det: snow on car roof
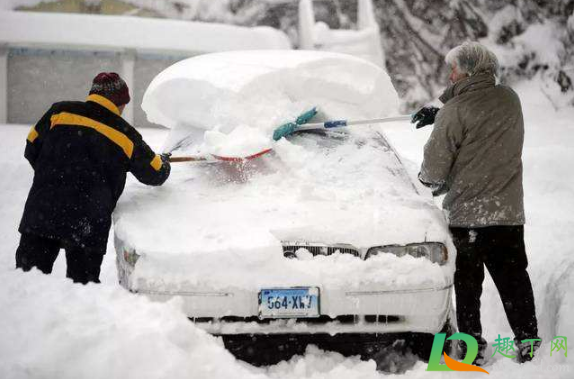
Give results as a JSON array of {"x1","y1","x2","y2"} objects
[{"x1": 141, "y1": 50, "x2": 400, "y2": 156}]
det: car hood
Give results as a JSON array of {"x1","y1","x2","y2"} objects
[
  {"x1": 114, "y1": 130, "x2": 453, "y2": 291},
  {"x1": 115, "y1": 130, "x2": 448, "y2": 255}
]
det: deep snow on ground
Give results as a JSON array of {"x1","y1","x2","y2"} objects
[{"x1": 0, "y1": 76, "x2": 573, "y2": 378}]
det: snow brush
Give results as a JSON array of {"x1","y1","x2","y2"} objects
[
  {"x1": 169, "y1": 108, "x2": 318, "y2": 163},
  {"x1": 273, "y1": 114, "x2": 412, "y2": 141},
  {"x1": 270, "y1": 107, "x2": 320, "y2": 141}
]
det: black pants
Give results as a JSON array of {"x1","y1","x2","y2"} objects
[
  {"x1": 450, "y1": 225, "x2": 539, "y2": 342},
  {"x1": 15, "y1": 233, "x2": 105, "y2": 284}
]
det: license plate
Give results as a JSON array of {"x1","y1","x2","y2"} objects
[{"x1": 258, "y1": 287, "x2": 320, "y2": 318}]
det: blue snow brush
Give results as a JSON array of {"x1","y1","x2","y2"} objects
[
  {"x1": 273, "y1": 112, "x2": 412, "y2": 140},
  {"x1": 273, "y1": 107, "x2": 318, "y2": 141}
]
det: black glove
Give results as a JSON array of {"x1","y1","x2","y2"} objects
[
  {"x1": 411, "y1": 106, "x2": 440, "y2": 129},
  {"x1": 160, "y1": 152, "x2": 172, "y2": 163}
]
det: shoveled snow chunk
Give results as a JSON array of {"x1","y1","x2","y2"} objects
[{"x1": 142, "y1": 50, "x2": 399, "y2": 156}]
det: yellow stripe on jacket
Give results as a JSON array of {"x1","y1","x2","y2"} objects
[
  {"x1": 27, "y1": 127, "x2": 39, "y2": 143},
  {"x1": 150, "y1": 155, "x2": 162, "y2": 171},
  {"x1": 50, "y1": 112, "x2": 134, "y2": 158}
]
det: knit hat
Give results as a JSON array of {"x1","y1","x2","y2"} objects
[{"x1": 89, "y1": 72, "x2": 130, "y2": 107}]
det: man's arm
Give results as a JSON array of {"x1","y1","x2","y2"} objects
[
  {"x1": 129, "y1": 135, "x2": 171, "y2": 186},
  {"x1": 24, "y1": 105, "x2": 55, "y2": 169},
  {"x1": 419, "y1": 108, "x2": 463, "y2": 196}
]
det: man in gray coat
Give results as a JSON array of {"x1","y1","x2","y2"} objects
[{"x1": 413, "y1": 42, "x2": 540, "y2": 364}]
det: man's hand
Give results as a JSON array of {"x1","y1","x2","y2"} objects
[
  {"x1": 160, "y1": 153, "x2": 172, "y2": 163},
  {"x1": 411, "y1": 106, "x2": 440, "y2": 129}
]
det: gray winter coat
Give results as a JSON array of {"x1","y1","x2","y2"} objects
[{"x1": 419, "y1": 73, "x2": 525, "y2": 227}]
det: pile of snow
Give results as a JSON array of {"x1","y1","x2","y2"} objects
[
  {"x1": 0, "y1": 269, "x2": 263, "y2": 379},
  {"x1": 142, "y1": 50, "x2": 399, "y2": 157}
]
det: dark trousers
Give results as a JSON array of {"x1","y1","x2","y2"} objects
[
  {"x1": 450, "y1": 225, "x2": 538, "y2": 342},
  {"x1": 15, "y1": 233, "x2": 105, "y2": 284}
]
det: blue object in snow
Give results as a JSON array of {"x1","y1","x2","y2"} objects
[{"x1": 273, "y1": 107, "x2": 319, "y2": 141}]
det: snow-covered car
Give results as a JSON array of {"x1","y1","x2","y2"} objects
[{"x1": 113, "y1": 51, "x2": 456, "y2": 364}]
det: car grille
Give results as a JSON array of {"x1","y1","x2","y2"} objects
[{"x1": 282, "y1": 243, "x2": 361, "y2": 258}]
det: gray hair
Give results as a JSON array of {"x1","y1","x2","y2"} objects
[{"x1": 445, "y1": 42, "x2": 499, "y2": 76}]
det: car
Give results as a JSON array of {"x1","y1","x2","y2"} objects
[{"x1": 113, "y1": 50, "x2": 456, "y2": 366}]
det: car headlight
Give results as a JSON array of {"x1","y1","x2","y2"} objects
[{"x1": 366, "y1": 243, "x2": 448, "y2": 265}]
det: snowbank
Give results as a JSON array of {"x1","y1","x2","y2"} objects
[
  {"x1": 142, "y1": 50, "x2": 399, "y2": 156},
  {"x1": 0, "y1": 10, "x2": 290, "y2": 55},
  {"x1": 0, "y1": 269, "x2": 264, "y2": 379}
]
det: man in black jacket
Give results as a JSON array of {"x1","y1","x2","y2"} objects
[{"x1": 16, "y1": 72, "x2": 171, "y2": 284}]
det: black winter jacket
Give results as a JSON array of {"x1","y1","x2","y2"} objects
[{"x1": 19, "y1": 94, "x2": 170, "y2": 251}]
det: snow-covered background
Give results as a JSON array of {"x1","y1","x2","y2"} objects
[
  {"x1": 8, "y1": 0, "x2": 572, "y2": 109},
  {"x1": 1, "y1": 0, "x2": 574, "y2": 378},
  {"x1": 1, "y1": 77, "x2": 573, "y2": 378}
]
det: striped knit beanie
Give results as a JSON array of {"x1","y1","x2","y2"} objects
[{"x1": 89, "y1": 72, "x2": 130, "y2": 107}]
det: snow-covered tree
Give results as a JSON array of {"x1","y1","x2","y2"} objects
[{"x1": 8, "y1": 0, "x2": 573, "y2": 108}]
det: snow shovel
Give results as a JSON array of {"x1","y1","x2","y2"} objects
[
  {"x1": 169, "y1": 108, "x2": 319, "y2": 163},
  {"x1": 168, "y1": 148, "x2": 272, "y2": 163},
  {"x1": 273, "y1": 114, "x2": 412, "y2": 141}
]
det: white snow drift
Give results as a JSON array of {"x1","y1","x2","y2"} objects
[{"x1": 142, "y1": 50, "x2": 399, "y2": 156}]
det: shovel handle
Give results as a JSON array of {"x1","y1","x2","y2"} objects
[
  {"x1": 296, "y1": 115, "x2": 412, "y2": 131},
  {"x1": 169, "y1": 156, "x2": 208, "y2": 163},
  {"x1": 169, "y1": 148, "x2": 272, "y2": 163}
]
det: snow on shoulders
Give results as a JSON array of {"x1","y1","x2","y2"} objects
[{"x1": 141, "y1": 50, "x2": 400, "y2": 156}]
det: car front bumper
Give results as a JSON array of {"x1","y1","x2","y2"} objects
[{"x1": 134, "y1": 284, "x2": 453, "y2": 336}]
